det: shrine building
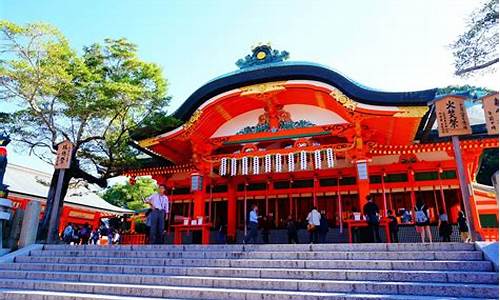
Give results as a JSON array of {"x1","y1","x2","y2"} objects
[{"x1": 126, "y1": 45, "x2": 499, "y2": 242}]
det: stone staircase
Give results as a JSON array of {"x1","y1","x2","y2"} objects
[{"x1": 0, "y1": 243, "x2": 497, "y2": 299}]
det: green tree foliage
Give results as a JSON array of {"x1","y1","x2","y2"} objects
[
  {"x1": 0, "y1": 21, "x2": 172, "y2": 239},
  {"x1": 102, "y1": 177, "x2": 157, "y2": 211},
  {"x1": 452, "y1": 0, "x2": 498, "y2": 76}
]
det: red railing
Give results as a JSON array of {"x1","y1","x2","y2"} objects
[
  {"x1": 121, "y1": 233, "x2": 147, "y2": 245},
  {"x1": 480, "y1": 227, "x2": 499, "y2": 242}
]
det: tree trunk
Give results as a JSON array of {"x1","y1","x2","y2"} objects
[{"x1": 37, "y1": 167, "x2": 73, "y2": 242}]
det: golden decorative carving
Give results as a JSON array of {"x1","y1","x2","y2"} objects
[
  {"x1": 138, "y1": 137, "x2": 159, "y2": 148},
  {"x1": 315, "y1": 91, "x2": 326, "y2": 108},
  {"x1": 214, "y1": 105, "x2": 232, "y2": 121},
  {"x1": 330, "y1": 89, "x2": 357, "y2": 111},
  {"x1": 393, "y1": 106, "x2": 429, "y2": 118},
  {"x1": 183, "y1": 109, "x2": 203, "y2": 130},
  {"x1": 240, "y1": 81, "x2": 286, "y2": 96}
]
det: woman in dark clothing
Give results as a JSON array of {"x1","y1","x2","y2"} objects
[
  {"x1": 286, "y1": 216, "x2": 299, "y2": 244},
  {"x1": 438, "y1": 209, "x2": 452, "y2": 242},
  {"x1": 458, "y1": 211, "x2": 470, "y2": 242},
  {"x1": 318, "y1": 213, "x2": 329, "y2": 243},
  {"x1": 387, "y1": 210, "x2": 399, "y2": 243},
  {"x1": 261, "y1": 216, "x2": 271, "y2": 244}
]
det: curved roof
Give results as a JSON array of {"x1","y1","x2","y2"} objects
[
  {"x1": 173, "y1": 61, "x2": 437, "y2": 121},
  {"x1": 4, "y1": 163, "x2": 132, "y2": 214}
]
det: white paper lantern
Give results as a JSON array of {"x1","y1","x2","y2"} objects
[
  {"x1": 264, "y1": 154, "x2": 272, "y2": 173},
  {"x1": 220, "y1": 158, "x2": 227, "y2": 176},
  {"x1": 230, "y1": 158, "x2": 237, "y2": 176},
  {"x1": 326, "y1": 148, "x2": 335, "y2": 168},
  {"x1": 314, "y1": 150, "x2": 322, "y2": 169},
  {"x1": 288, "y1": 153, "x2": 295, "y2": 172},
  {"x1": 300, "y1": 151, "x2": 307, "y2": 170},
  {"x1": 275, "y1": 153, "x2": 282, "y2": 172},
  {"x1": 253, "y1": 156, "x2": 260, "y2": 175},
  {"x1": 242, "y1": 156, "x2": 249, "y2": 175}
]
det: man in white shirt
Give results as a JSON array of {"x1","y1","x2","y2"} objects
[
  {"x1": 243, "y1": 204, "x2": 259, "y2": 244},
  {"x1": 306, "y1": 207, "x2": 321, "y2": 244},
  {"x1": 144, "y1": 184, "x2": 169, "y2": 244}
]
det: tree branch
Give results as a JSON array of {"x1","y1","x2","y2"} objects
[
  {"x1": 71, "y1": 164, "x2": 108, "y2": 188},
  {"x1": 455, "y1": 57, "x2": 499, "y2": 75}
]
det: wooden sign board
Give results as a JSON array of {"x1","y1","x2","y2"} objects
[
  {"x1": 482, "y1": 92, "x2": 499, "y2": 135},
  {"x1": 55, "y1": 140, "x2": 73, "y2": 169},
  {"x1": 435, "y1": 96, "x2": 472, "y2": 137}
]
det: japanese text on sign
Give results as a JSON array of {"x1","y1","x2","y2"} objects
[
  {"x1": 55, "y1": 140, "x2": 73, "y2": 169},
  {"x1": 482, "y1": 92, "x2": 499, "y2": 135},
  {"x1": 435, "y1": 97, "x2": 471, "y2": 137}
]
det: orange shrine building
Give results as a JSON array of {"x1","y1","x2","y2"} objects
[{"x1": 126, "y1": 45, "x2": 498, "y2": 242}]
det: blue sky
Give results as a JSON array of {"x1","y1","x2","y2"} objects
[{"x1": 0, "y1": 0, "x2": 496, "y2": 174}]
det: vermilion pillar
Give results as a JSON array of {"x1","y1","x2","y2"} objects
[
  {"x1": 356, "y1": 161, "x2": 370, "y2": 210},
  {"x1": 227, "y1": 181, "x2": 237, "y2": 241},
  {"x1": 192, "y1": 174, "x2": 207, "y2": 219}
]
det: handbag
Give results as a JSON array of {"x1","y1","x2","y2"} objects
[{"x1": 307, "y1": 223, "x2": 316, "y2": 232}]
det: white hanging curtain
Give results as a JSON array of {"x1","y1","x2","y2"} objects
[
  {"x1": 326, "y1": 148, "x2": 335, "y2": 168},
  {"x1": 242, "y1": 156, "x2": 249, "y2": 175},
  {"x1": 230, "y1": 158, "x2": 237, "y2": 176},
  {"x1": 288, "y1": 153, "x2": 295, "y2": 172},
  {"x1": 314, "y1": 150, "x2": 322, "y2": 169},
  {"x1": 220, "y1": 158, "x2": 228, "y2": 176},
  {"x1": 264, "y1": 154, "x2": 272, "y2": 173},
  {"x1": 275, "y1": 153, "x2": 282, "y2": 172},
  {"x1": 253, "y1": 156, "x2": 260, "y2": 175},
  {"x1": 300, "y1": 151, "x2": 307, "y2": 170}
]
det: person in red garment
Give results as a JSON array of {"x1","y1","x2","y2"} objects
[{"x1": 0, "y1": 132, "x2": 11, "y2": 191}]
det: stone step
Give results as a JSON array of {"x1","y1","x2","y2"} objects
[
  {"x1": 0, "y1": 264, "x2": 499, "y2": 284},
  {"x1": 29, "y1": 249, "x2": 484, "y2": 261},
  {"x1": 42, "y1": 242, "x2": 477, "y2": 252},
  {"x1": 0, "y1": 278, "x2": 497, "y2": 299},
  {"x1": 0, "y1": 289, "x2": 494, "y2": 300},
  {"x1": 0, "y1": 290, "x2": 183, "y2": 300},
  {"x1": 12, "y1": 256, "x2": 494, "y2": 271}
]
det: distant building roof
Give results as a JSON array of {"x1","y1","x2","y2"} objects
[{"x1": 4, "y1": 163, "x2": 132, "y2": 214}]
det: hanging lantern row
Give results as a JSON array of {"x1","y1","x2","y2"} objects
[
  {"x1": 219, "y1": 148, "x2": 336, "y2": 176},
  {"x1": 125, "y1": 164, "x2": 194, "y2": 176},
  {"x1": 370, "y1": 139, "x2": 498, "y2": 155}
]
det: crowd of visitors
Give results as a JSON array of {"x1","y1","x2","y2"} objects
[
  {"x1": 60, "y1": 185, "x2": 473, "y2": 246},
  {"x1": 61, "y1": 221, "x2": 121, "y2": 245},
  {"x1": 238, "y1": 194, "x2": 472, "y2": 244}
]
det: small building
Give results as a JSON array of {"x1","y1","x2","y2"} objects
[{"x1": 4, "y1": 163, "x2": 132, "y2": 233}]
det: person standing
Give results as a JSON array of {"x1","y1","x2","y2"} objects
[
  {"x1": 363, "y1": 196, "x2": 381, "y2": 243},
  {"x1": 244, "y1": 204, "x2": 259, "y2": 244},
  {"x1": 286, "y1": 216, "x2": 299, "y2": 244},
  {"x1": 144, "y1": 184, "x2": 169, "y2": 244},
  {"x1": 318, "y1": 213, "x2": 329, "y2": 243},
  {"x1": 90, "y1": 229, "x2": 100, "y2": 245},
  {"x1": 62, "y1": 223, "x2": 74, "y2": 244},
  {"x1": 216, "y1": 216, "x2": 226, "y2": 244},
  {"x1": 438, "y1": 209, "x2": 452, "y2": 242},
  {"x1": 401, "y1": 209, "x2": 412, "y2": 223},
  {"x1": 79, "y1": 223, "x2": 91, "y2": 245},
  {"x1": 306, "y1": 207, "x2": 321, "y2": 244},
  {"x1": 387, "y1": 210, "x2": 399, "y2": 243},
  {"x1": 261, "y1": 216, "x2": 271, "y2": 244},
  {"x1": 458, "y1": 211, "x2": 470, "y2": 242},
  {"x1": 415, "y1": 199, "x2": 432, "y2": 243}
]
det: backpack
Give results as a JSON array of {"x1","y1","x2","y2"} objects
[{"x1": 415, "y1": 206, "x2": 428, "y2": 223}]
